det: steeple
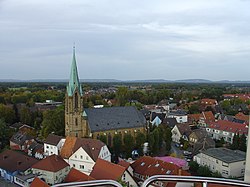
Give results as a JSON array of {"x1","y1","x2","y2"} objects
[{"x1": 67, "y1": 46, "x2": 83, "y2": 96}]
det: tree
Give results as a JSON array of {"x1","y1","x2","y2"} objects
[
  {"x1": 197, "y1": 165, "x2": 212, "y2": 177},
  {"x1": 99, "y1": 134, "x2": 107, "y2": 144},
  {"x1": 189, "y1": 161, "x2": 199, "y2": 173},
  {"x1": 20, "y1": 107, "x2": 33, "y2": 125},
  {"x1": 164, "y1": 128, "x2": 172, "y2": 152},
  {"x1": 40, "y1": 106, "x2": 65, "y2": 138},
  {"x1": 116, "y1": 87, "x2": 128, "y2": 106},
  {"x1": 230, "y1": 134, "x2": 240, "y2": 150},
  {"x1": 239, "y1": 133, "x2": 247, "y2": 152},
  {"x1": 0, "y1": 104, "x2": 16, "y2": 124},
  {"x1": 188, "y1": 104, "x2": 200, "y2": 114},
  {"x1": 123, "y1": 133, "x2": 134, "y2": 158},
  {"x1": 0, "y1": 119, "x2": 12, "y2": 150},
  {"x1": 135, "y1": 132, "x2": 146, "y2": 155},
  {"x1": 113, "y1": 134, "x2": 122, "y2": 155}
]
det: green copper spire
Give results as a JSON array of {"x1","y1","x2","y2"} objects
[{"x1": 67, "y1": 46, "x2": 83, "y2": 96}]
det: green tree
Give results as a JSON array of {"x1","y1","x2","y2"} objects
[
  {"x1": 99, "y1": 134, "x2": 107, "y2": 144},
  {"x1": 188, "y1": 104, "x2": 200, "y2": 114},
  {"x1": 123, "y1": 133, "x2": 134, "y2": 158},
  {"x1": 40, "y1": 106, "x2": 65, "y2": 138},
  {"x1": 0, "y1": 104, "x2": 16, "y2": 124},
  {"x1": 20, "y1": 107, "x2": 33, "y2": 125},
  {"x1": 0, "y1": 119, "x2": 12, "y2": 150},
  {"x1": 189, "y1": 161, "x2": 199, "y2": 173},
  {"x1": 135, "y1": 132, "x2": 146, "y2": 155},
  {"x1": 230, "y1": 134, "x2": 240, "y2": 150},
  {"x1": 116, "y1": 87, "x2": 128, "y2": 106},
  {"x1": 164, "y1": 127, "x2": 172, "y2": 152},
  {"x1": 197, "y1": 165, "x2": 212, "y2": 177},
  {"x1": 113, "y1": 134, "x2": 122, "y2": 155},
  {"x1": 239, "y1": 133, "x2": 247, "y2": 152}
]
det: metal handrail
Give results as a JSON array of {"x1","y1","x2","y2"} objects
[
  {"x1": 142, "y1": 175, "x2": 250, "y2": 187},
  {"x1": 52, "y1": 179, "x2": 123, "y2": 187}
]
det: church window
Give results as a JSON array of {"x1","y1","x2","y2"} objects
[
  {"x1": 74, "y1": 92, "x2": 78, "y2": 109},
  {"x1": 75, "y1": 118, "x2": 78, "y2": 126}
]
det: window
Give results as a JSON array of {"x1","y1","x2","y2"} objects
[
  {"x1": 80, "y1": 165, "x2": 84, "y2": 169},
  {"x1": 75, "y1": 155, "x2": 77, "y2": 158},
  {"x1": 86, "y1": 156, "x2": 88, "y2": 160},
  {"x1": 73, "y1": 164, "x2": 76, "y2": 167},
  {"x1": 80, "y1": 155, "x2": 83, "y2": 159}
]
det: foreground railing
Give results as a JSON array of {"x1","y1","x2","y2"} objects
[
  {"x1": 51, "y1": 175, "x2": 250, "y2": 187},
  {"x1": 142, "y1": 175, "x2": 250, "y2": 187},
  {"x1": 52, "y1": 179, "x2": 123, "y2": 187}
]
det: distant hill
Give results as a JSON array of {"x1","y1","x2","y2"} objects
[{"x1": 1, "y1": 78, "x2": 250, "y2": 83}]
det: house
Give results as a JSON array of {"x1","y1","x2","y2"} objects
[
  {"x1": 171, "y1": 124, "x2": 192, "y2": 143},
  {"x1": 30, "y1": 177, "x2": 50, "y2": 187},
  {"x1": 44, "y1": 134, "x2": 65, "y2": 157},
  {"x1": 131, "y1": 156, "x2": 190, "y2": 187},
  {"x1": 0, "y1": 150, "x2": 39, "y2": 185},
  {"x1": 189, "y1": 129, "x2": 215, "y2": 155},
  {"x1": 150, "y1": 112, "x2": 166, "y2": 126},
  {"x1": 194, "y1": 148, "x2": 246, "y2": 178},
  {"x1": 218, "y1": 114, "x2": 246, "y2": 124},
  {"x1": 200, "y1": 99, "x2": 218, "y2": 106},
  {"x1": 32, "y1": 154, "x2": 70, "y2": 185},
  {"x1": 162, "y1": 118, "x2": 178, "y2": 128},
  {"x1": 64, "y1": 168, "x2": 95, "y2": 183},
  {"x1": 188, "y1": 111, "x2": 215, "y2": 127},
  {"x1": 10, "y1": 131, "x2": 34, "y2": 151},
  {"x1": 28, "y1": 141, "x2": 44, "y2": 160},
  {"x1": 60, "y1": 136, "x2": 111, "y2": 175},
  {"x1": 167, "y1": 110, "x2": 188, "y2": 123},
  {"x1": 206, "y1": 120, "x2": 248, "y2": 144},
  {"x1": 90, "y1": 158, "x2": 138, "y2": 187}
]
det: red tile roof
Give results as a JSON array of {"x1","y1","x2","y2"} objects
[
  {"x1": 64, "y1": 168, "x2": 95, "y2": 182},
  {"x1": 188, "y1": 114, "x2": 202, "y2": 122},
  {"x1": 60, "y1": 136, "x2": 105, "y2": 161},
  {"x1": 131, "y1": 156, "x2": 190, "y2": 177},
  {"x1": 118, "y1": 160, "x2": 131, "y2": 169},
  {"x1": 0, "y1": 149, "x2": 39, "y2": 173},
  {"x1": 208, "y1": 120, "x2": 248, "y2": 134},
  {"x1": 202, "y1": 111, "x2": 215, "y2": 122},
  {"x1": 30, "y1": 177, "x2": 50, "y2": 187},
  {"x1": 90, "y1": 158, "x2": 126, "y2": 180},
  {"x1": 235, "y1": 112, "x2": 249, "y2": 123},
  {"x1": 200, "y1": 99, "x2": 217, "y2": 105},
  {"x1": 32, "y1": 154, "x2": 69, "y2": 172}
]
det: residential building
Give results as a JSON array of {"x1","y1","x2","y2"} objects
[
  {"x1": 60, "y1": 136, "x2": 111, "y2": 175},
  {"x1": 189, "y1": 129, "x2": 215, "y2": 155},
  {"x1": 0, "y1": 150, "x2": 38, "y2": 185},
  {"x1": 171, "y1": 124, "x2": 192, "y2": 143},
  {"x1": 32, "y1": 154, "x2": 70, "y2": 185},
  {"x1": 65, "y1": 48, "x2": 146, "y2": 141},
  {"x1": 206, "y1": 120, "x2": 248, "y2": 144},
  {"x1": 90, "y1": 158, "x2": 138, "y2": 187},
  {"x1": 131, "y1": 156, "x2": 190, "y2": 187},
  {"x1": 28, "y1": 141, "x2": 44, "y2": 159},
  {"x1": 167, "y1": 110, "x2": 188, "y2": 123},
  {"x1": 194, "y1": 148, "x2": 246, "y2": 178},
  {"x1": 10, "y1": 131, "x2": 34, "y2": 151},
  {"x1": 44, "y1": 134, "x2": 65, "y2": 157}
]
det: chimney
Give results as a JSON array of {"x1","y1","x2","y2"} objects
[{"x1": 244, "y1": 115, "x2": 250, "y2": 183}]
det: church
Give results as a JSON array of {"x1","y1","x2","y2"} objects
[{"x1": 65, "y1": 48, "x2": 146, "y2": 145}]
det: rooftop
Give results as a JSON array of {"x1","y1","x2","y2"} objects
[{"x1": 200, "y1": 148, "x2": 246, "y2": 163}]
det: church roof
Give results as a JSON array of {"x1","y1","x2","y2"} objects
[
  {"x1": 84, "y1": 106, "x2": 146, "y2": 132},
  {"x1": 67, "y1": 47, "x2": 83, "y2": 96}
]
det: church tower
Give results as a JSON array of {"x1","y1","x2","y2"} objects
[{"x1": 65, "y1": 47, "x2": 87, "y2": 137}]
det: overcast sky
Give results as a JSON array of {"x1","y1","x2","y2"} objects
[{"x1": 1, "y1": 0, "x2": 250, "y2": 81}]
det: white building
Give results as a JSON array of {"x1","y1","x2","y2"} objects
[
  {"x1": 171, "y1": 124, "x2": 191, "y2": 143},
  {"x1": 32, "y1": 155, "x2": 70, "y2": 185},
  {"x1": 168, "y1": 111, "x2": 188, "y2": 123},
  {"x1": 44, "y1": 134, "x2": 65, "y2": 157},
  {"x1": 60, "y1": 136, "x2": 111, "y2": 175},
  {"x1": 206, "y1": 120, "x2": 248, "y2": 144},
  {"x1": 194, "y1": 148, "x2": 246, "y2": 178}
]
